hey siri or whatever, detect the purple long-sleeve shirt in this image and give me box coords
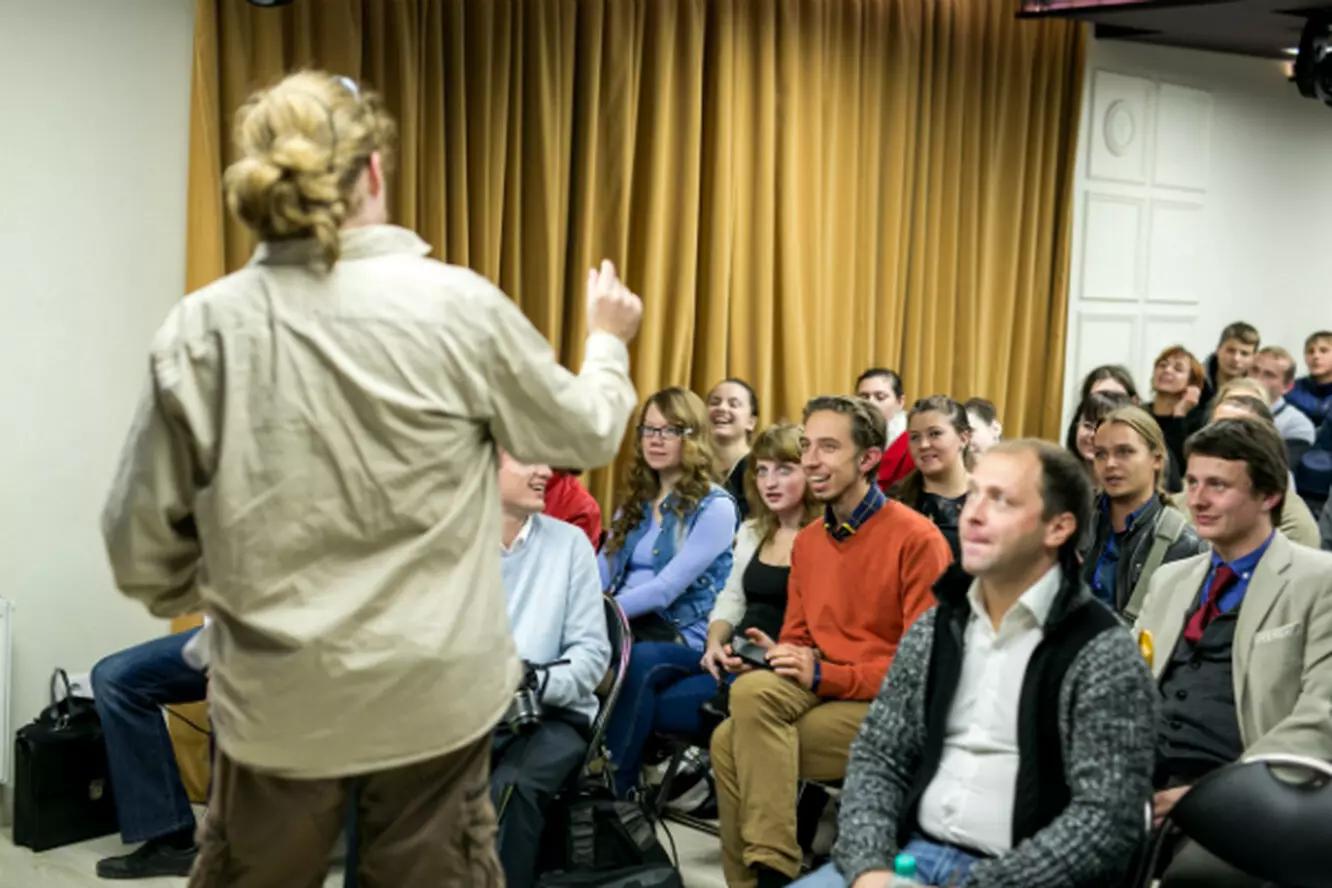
[598,496,737,648]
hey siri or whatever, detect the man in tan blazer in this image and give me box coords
[1134,417,1332,887]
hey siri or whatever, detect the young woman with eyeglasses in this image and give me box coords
[598,387,739,645]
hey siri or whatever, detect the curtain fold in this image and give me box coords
[187,0,1084,511]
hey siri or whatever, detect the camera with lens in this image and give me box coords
[505,658,569,734]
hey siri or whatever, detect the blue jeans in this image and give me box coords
[91,629,208,844]
[792,836,983,887]
[604,641,723,798]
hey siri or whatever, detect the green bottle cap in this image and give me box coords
[894,852,918,878]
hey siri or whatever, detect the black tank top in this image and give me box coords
[739,557,790,640]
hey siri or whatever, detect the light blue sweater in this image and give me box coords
[502,514,610,726]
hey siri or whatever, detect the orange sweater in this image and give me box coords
[780,500,951,700]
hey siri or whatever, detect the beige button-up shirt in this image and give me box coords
[102,225,637,778]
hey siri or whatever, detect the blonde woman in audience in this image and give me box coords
[1147,344,1208,475]
[891,396,972,563]
[100,71,641,887]
[963,397,1002,457]
[707,377,760,520]
[597,387,740,797]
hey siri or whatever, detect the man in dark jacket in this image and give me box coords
[791,440,1158,888]
[1083,406,1207,619]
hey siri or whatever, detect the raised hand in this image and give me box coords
[586,259,643,345]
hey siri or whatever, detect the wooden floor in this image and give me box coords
[0,821,727,888]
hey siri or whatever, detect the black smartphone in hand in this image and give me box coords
[730,635,772,670]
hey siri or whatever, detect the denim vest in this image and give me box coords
[606,484,737,633]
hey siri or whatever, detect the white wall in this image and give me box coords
[1063,36,1332,423]
[0,0,195,804]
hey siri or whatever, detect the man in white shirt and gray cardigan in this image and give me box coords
[793,441,1157,888]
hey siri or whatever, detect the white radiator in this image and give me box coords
[0,597,11,785]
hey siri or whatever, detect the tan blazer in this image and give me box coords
[1169,482,1321,549]
[1134,532,1332,762]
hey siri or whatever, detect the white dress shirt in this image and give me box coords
[916,566,1063,856]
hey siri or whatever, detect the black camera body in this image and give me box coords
[504,658,569,734]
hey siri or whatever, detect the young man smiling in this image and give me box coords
[710,395,952,888]
[1083,406,1205,618]
[1134,418,1332,887]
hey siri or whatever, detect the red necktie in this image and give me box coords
[1184,564,1238,644]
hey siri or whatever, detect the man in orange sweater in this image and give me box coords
[711,395,953,888]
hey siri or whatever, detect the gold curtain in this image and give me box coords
[187,0,1084,511]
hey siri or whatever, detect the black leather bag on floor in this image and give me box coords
[537,780,684,888]
[13,669,119,852]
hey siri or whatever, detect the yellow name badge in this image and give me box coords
[1138,630,1154,668]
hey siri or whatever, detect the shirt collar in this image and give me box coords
[1100,493,1155,534]
[966,565,1063,629]
[1209,530,1276,580]
[824,483,885,541]
[248,224,432,267]
[502,516,535,555]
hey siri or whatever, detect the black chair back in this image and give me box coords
[1170,753,1332,888]
[579,595,631,776]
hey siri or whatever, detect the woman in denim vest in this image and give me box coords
[598,387,739,797]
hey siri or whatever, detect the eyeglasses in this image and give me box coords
[638,425,692,440]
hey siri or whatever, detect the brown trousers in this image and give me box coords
[189,735,503,888]
[711,670,869,887]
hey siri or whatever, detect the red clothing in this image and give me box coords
[543,471,603,550]
[877,432,915,490]
[780,500,950,700]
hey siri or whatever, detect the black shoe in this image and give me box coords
[96,839,198,880]
[755,864,792,888]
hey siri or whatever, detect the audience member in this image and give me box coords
[1063,364,1139,454]
[1213,377,1269,407]
[1133,417,1332,887]
[544,469,603,549]
[1250,346,1317,467]
[1083,407,1205,618]
[856,367,916,488]
[711,395,951,888]
[599,387,738,647]
[796,440,1157,888]
[1146,345,1207,477]
[1172,399,1323,549]
[708,378,760,520]
[602,423,813,799]
[100,71,640,887]
[491,453,610,888]
[90,630,208,879]
[1200,322,1260,409]
[892,396,972,563]
[1069,390,1132,477]
[964,397,1002,456]
[1288,330,1332,427]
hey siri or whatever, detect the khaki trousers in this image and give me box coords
[189,735,503,888]
[711,670,869,887]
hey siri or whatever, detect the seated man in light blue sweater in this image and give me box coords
[492,451,612,888]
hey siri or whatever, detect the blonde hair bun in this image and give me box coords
[222,70,397,268]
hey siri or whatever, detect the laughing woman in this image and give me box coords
[707,378,759,520]
[891,396,972,562]
[603,423,815,798]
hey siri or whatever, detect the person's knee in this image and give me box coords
[728,669,791,722]
[91,650,133,701]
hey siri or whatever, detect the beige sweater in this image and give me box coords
[102,226,637,778]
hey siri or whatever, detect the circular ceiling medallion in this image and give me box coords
[1104,100,1136,157]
